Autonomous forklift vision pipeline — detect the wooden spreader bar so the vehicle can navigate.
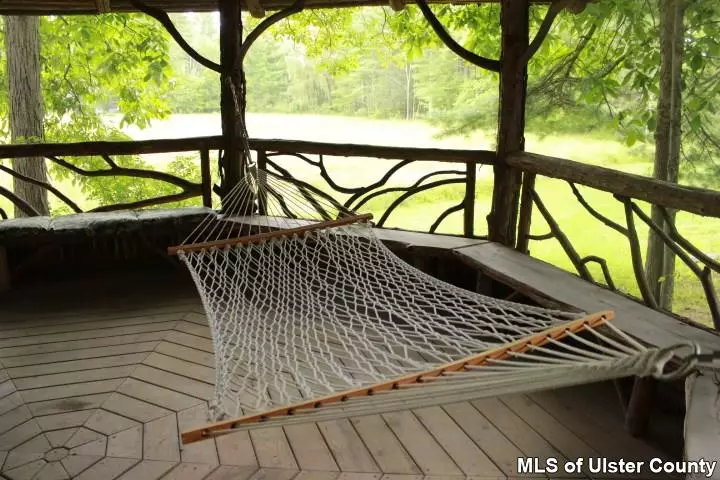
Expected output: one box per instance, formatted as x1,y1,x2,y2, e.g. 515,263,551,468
168,213,373,255
181,310,614,444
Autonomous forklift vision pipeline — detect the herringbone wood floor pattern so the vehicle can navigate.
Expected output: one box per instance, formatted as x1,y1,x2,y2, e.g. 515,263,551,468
0,271,677,480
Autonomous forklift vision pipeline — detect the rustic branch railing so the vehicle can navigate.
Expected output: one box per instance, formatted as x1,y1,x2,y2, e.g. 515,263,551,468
0,137,494,237
255,140,493,237
510,152,720,331
0,138,216,215
2,138,718,329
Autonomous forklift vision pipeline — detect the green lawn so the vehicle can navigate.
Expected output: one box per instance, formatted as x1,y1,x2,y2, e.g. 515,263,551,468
1,113,717,327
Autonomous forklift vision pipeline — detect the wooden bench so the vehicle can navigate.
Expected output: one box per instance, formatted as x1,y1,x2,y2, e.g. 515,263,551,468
0,207,214,292
453,242,719,352
452,241,720,461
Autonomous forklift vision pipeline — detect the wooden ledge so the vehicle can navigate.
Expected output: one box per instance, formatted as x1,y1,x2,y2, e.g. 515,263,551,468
454,242,720,353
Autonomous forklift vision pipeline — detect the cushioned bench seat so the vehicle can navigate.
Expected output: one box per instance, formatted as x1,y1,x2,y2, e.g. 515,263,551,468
0,208,213,246
0,207,215,291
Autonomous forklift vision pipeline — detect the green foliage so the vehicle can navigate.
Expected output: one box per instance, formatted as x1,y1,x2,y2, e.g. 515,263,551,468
157,0,713,185
165,13,220,114
0,13,187,212
38,14,172,136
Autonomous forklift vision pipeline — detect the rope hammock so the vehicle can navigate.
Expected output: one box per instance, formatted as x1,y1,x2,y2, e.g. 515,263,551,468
169,167,707,445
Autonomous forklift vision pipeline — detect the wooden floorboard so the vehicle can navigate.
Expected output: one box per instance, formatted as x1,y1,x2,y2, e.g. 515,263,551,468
412,406,503,477
382,412,462,476
0,271,683,479
350,415,419,475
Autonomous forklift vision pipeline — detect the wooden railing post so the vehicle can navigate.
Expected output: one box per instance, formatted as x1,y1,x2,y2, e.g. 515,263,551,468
200,148,212,208
256,150,268,215
463,160,476,238
488,0,529,246
219,0,244,206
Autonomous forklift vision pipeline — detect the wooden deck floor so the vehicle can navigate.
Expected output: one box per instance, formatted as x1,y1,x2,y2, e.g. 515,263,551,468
0,270,680,480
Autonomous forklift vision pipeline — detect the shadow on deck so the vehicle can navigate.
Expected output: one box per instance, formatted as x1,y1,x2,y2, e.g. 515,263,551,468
0,267,684,480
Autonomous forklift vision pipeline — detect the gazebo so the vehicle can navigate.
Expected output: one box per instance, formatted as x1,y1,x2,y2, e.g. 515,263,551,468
0,0,718,479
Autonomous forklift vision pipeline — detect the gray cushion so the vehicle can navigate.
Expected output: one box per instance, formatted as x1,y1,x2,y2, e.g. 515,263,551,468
0,207,216,245
135,207,213,225
50,211,140,237
0,216,52,242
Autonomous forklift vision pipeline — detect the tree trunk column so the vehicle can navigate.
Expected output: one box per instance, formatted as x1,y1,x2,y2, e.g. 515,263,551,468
645,0,684,310
488,0,529,246
219,0,245,205
5,15,49,217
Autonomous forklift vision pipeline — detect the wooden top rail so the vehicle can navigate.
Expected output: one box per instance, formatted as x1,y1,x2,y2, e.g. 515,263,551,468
253,139,497,164
167,213,373,255
0,136,225,158
0,137,496,165
508,152,720,218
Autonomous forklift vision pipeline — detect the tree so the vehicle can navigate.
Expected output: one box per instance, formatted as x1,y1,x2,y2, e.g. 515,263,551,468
645,0,686,310
4,16,48,217
0,14,173,214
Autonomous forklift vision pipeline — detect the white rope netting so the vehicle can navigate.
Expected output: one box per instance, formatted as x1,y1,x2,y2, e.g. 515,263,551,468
174,168,700,434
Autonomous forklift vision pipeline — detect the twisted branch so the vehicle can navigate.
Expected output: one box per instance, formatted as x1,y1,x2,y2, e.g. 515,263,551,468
532,190,593,283
264,159,352,218
377,178,465,227
700,267,720,330
630,202,702,277
527,232,554,241
580,255,616,290
240,0,306,61
568,182,628,236
430,201,464,233
519,0,569,65
630,201,720,323
353,170,465,212
0,185,41,217
267,151,414,206
131,1,222,73
416,0,501,72
47,155,201,192
659,207,720,274
619,196,658,310
265,183,298,219
0,164,82,213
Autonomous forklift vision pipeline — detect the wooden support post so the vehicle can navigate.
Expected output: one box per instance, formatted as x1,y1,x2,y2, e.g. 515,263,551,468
200,149,212,208
463,160,476,238
488,0,529,246
0,246,9,293
219,0,244,206
256,150,268,215
625,376,656,437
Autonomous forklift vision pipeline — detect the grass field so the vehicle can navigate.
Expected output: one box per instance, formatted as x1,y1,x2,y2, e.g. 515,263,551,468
1,112,718,326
